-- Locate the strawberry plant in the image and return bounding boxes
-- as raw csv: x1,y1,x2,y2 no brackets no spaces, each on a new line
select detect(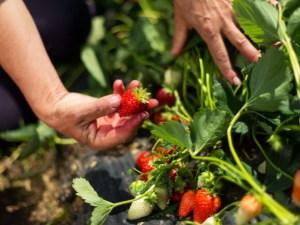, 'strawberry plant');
72,0,300,224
